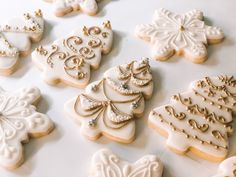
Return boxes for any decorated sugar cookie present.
[149,76,236,162]
[213,156,236,177]
[64,58,153,143]
[45,0,100,17]
[32,21,113,88]
[135,8,224,63]
[89,149,163,177]
[0,10,44,75]
[0,86,54,169]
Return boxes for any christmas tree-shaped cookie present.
[64,58,153,143]
[32,21,113,88]
[149,76,236,162]
[0,10,44,75]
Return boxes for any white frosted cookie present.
[149,76,236,162]
[135,8,224,64]
[0,86,54,169]
[64,58,153,143]
[32,21,113,88]
[213,156,236,177]
[0,10,44,75]
[45,0,100,17]
[89,149,163,177]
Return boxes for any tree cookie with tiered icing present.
[64,58,153,143]
[0,9,44,75]
[135,8,224,63]
[89,149,163,177]
[32,21,113,88]
[0,86,54,169]
[44,0,101,17]
[149,76,236,162]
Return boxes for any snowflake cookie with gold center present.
[135,8,224,63]
[64,58,153,143]
[0,86,53,169]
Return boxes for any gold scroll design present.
[172,94,232,142]
[117,59,152,87]
[43,26,108,80]
[172,94,230,124]
[200,77,236,106]
[74,79,143,129]
[152,111,228,150]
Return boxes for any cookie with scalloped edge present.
[0,86,54,169]
[0,9,44,75]
[89,149,163,177]
[149,75,236,162]
[44,0,101,17]
[64,58,153,143]
[135,8,224,63]
[32,21,113,88]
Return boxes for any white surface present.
[0,0,235,177]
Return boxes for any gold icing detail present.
[164,106,186,120]
[0,10,43,58]
[152,111,228,150]
[36,22,112,80]
[74,79,143,129]
[34,9,43,17]
[102,20,112,29]
[188,119,209,132]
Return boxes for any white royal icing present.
[32,21,113,88]
[212,156,236,177]
[0,86,53,169]
[89,149,163,177]
[135,8,224,63]
[47,0,99,16]
[149,76,236,161]
[0,10,44,75]
[64,58,153,143]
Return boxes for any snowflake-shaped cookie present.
[0,10,44,75]
[212,156,236,177]
[45,0,100,17]
[89,149,163,177]
[0,87,53,169]
[135,8,224,63]
[32,21,113,88]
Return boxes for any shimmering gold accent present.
[36,45,48,56]
[152,111,227,150]
[212,130,226,141]
[35,9,43,17]
[164,106,186,120]
[218,75,236,87]
[102,20,112,29]
[188,119,209,132]
[37,22,112,80]
[74,79,143,129]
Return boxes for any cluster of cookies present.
[0,1,235,177]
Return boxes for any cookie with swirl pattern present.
[32,21,113,88]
